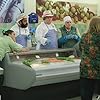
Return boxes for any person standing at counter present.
[58,16,81,48]
[0,30,29,61]
[79,16,100,100]
[35,10,58,50]
[11,13,32,48]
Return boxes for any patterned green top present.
[79,32,100,79]
[58,25,80,48]
[0,36,22,61]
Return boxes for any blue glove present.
[73,35,79,39]
[65,34,73,39]
[65,34,80,40]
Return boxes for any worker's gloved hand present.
[65,34,80,41]
[65,34,73,39]
[73,35,80,41]
[63,36,68,42]
[73,35,79,40]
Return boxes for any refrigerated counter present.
[2,48,80,100]
[32,58,80,86]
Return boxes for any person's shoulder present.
[71,26,76,30]
[51,23,56,26]
[38,22,45,26]
[36,22,46,30]
[4,36,14,43]
[0,37,4,42]
[1,36,11,43]
[4,36,12,40]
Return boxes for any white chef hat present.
[63,16,72,23]
[42,10,53,18]
[16,13,27,22]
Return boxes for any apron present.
[40,26,58,49]
[16,27,27,47]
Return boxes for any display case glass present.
[8,48,80,86]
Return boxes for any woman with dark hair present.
[2,30,16,42]
[79,16,100,100]
[0,30,29,61]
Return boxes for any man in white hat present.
[58,16,81,49]
[35,10,58,50]
[11,13,32,47]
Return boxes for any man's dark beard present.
[20,23,28,28]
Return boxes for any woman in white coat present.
[35,10,58,50]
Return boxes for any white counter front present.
[32,59,80,86]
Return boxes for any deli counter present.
[1,48,80,100]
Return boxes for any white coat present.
[35,22,57,50]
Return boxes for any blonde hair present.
[87,16,100,33]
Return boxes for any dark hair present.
[2,30,14,36]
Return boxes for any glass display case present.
[1,48,80,100]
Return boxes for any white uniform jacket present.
[35,22,57,50]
